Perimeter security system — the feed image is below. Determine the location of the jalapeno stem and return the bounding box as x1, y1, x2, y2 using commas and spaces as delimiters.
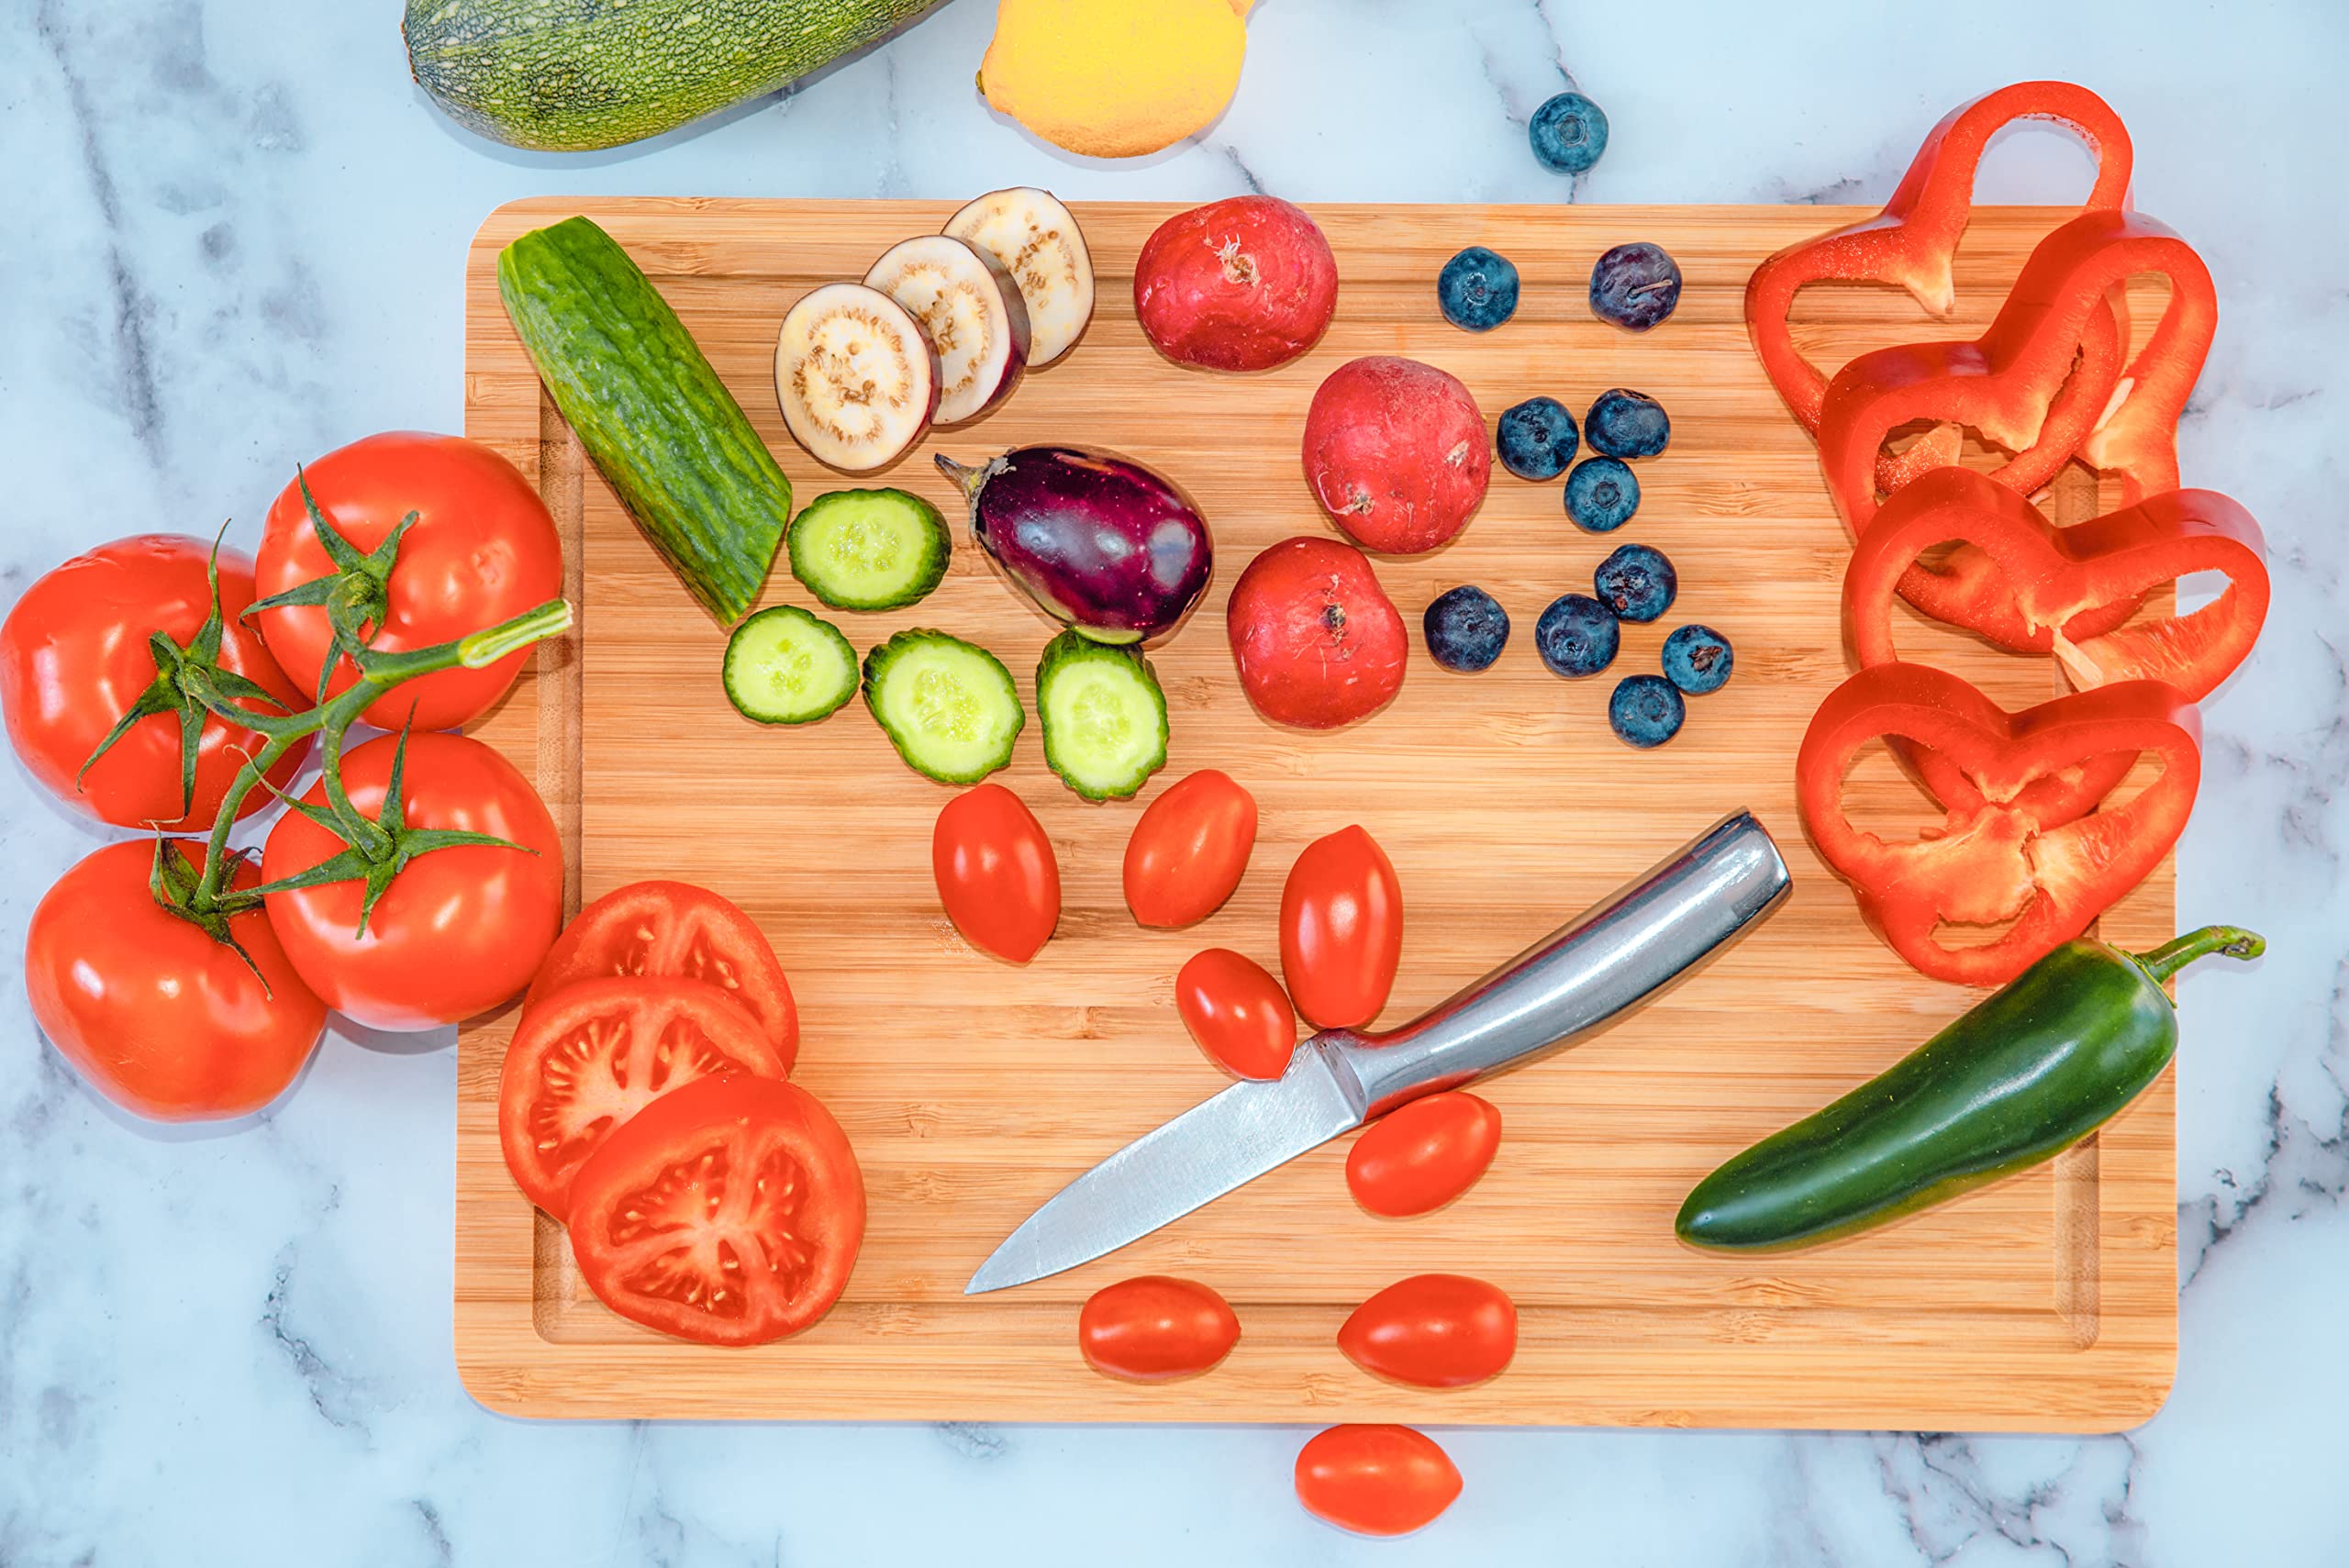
2134, 925, 2266, 984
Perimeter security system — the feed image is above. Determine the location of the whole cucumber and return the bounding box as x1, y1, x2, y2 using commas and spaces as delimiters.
405, 0, 948, 152
1676, 926, 2263, 1250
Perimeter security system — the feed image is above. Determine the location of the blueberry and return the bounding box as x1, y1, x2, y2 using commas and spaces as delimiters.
1533, 593, 1620, 678
1593, 542, 1676, 623
1438, 246, 1520, 331
1586, 388, 1670, 459
1589, 241, 1682, 331
1422, 585, 1511, 673
1661, 624, 1734, 695
1529, 91, 1609, 175
1496, 396, 1579, 480
1563, 457, 1640, 532
1609, 674, 1686, 748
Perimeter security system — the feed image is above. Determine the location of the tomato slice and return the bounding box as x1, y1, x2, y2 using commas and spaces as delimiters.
498, 977, 790, 1218
1078, 1276, 1241, 1381
525, 881, 798, 1061
1294, 1424, 1462, 1536
1337, 1273, 1518, 1388
1344, 1091, 1502, 1217
566, 1070, 865, 1348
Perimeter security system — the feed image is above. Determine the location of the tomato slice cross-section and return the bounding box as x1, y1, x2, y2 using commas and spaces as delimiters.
524, 881, 799, 1059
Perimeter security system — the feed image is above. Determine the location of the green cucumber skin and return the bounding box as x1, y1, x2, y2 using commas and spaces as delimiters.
861, 629, 1026, 786
1036, 629, 1170, 803
1675, 939, 2181, 1251
788, 489, 952, 612
406, 0, 949, 152
498, 217, 787, 625
723, 606, 858, 726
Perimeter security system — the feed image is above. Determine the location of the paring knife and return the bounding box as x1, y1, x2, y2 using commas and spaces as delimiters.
965, 810, 1793, 1295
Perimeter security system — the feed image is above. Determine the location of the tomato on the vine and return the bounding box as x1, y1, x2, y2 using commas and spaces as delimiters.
567, 1070, 866, 1347
932, 784, 1060, 963
1078, 1276, 1241, 1380
1279, 825, 1403, 1030
24, 840, 326, 1121
0, 535, 308, 828
1175, 948, 1297, 1080
1337, 1273, 1518, 1388
261, 729, 562, 1030
524, 880, 797, 1058
253, 432, 562, 732
1123, 769, 1257, 928
1293, 1424, 1461, 1536
1345, 1091, 1502, 1217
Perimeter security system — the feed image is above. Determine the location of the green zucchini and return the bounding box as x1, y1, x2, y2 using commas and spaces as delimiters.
404, 0, 948, 152
723, 605, 859, 725
788, 489, 951, 611
1035, 629, 1168, 801
862, 629, 1025, 784
498, 216, 788, 626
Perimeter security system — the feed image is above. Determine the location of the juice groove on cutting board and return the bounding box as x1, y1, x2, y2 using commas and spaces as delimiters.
456, 199, 2178, 1428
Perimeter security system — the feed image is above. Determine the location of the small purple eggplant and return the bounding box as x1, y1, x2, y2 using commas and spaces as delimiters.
936, 446, 1213, 644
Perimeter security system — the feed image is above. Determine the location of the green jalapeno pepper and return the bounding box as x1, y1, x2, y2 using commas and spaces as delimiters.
1677, 924, 2264, 1250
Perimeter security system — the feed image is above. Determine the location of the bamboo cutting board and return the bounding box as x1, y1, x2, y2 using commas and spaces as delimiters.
454, 198, 2178, 1429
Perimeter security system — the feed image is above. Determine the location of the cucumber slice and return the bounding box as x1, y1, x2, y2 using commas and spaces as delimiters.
862, 629, 1026, 784
787, 489, 952, 611
722, 605, 860, 725
1036, 629, 1169, 801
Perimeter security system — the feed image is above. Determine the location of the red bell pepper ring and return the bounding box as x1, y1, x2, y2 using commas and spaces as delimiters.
1746, 81, 2134, 439
1817, 209, 2219, 542
1846, 465, 2271, 702
1798, 662, 2200, 988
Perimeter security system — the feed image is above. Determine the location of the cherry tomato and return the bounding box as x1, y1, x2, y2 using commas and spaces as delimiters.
261, 730, 562, 1030
0, 535, 308, 828
1078, 1276, 1241, 1381
1337, 1273, 1518, 1388
1279, 825, 1403, 1030
1175, 948, 1297, 1080
1345, 1091, 1501, 1217
567, 1070, 865, 1347
1293, 1425, 1462, 1537
524, 880, 797, 1060
254, 432, 562, 732
1123, 769, 1257, 928
498, 977, 792, 1218
24, 840, 325, 1121
932, 784, 1060, 963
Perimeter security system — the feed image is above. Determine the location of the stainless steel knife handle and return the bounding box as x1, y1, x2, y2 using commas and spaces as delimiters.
1315, 810, 1791, 1118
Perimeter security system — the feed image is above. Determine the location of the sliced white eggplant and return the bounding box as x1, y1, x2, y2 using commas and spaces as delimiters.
942, 187, 1096, 368
774, 283, 940, 473
863, 235, 1030, 427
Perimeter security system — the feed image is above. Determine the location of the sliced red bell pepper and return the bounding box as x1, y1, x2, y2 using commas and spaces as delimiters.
1798, 661, 2200, 988
1845, 465, 2270, 701
1816, 210, 2218, 543
1746, 81, 2134, 453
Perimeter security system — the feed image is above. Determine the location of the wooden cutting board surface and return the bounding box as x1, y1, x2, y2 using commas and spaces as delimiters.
455, 197, 2176, 1429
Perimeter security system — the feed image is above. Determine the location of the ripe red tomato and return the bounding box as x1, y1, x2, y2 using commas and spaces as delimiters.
1280, 825, 1403, 1030
567, 1070, 865, 1347
254, 431, 562, 732
524, 880, 797, 1060
498, 977, 793, 1218
932, 784, 1060, 963
1226, 537, 1406, 729
1078, 1276, 1241, 1380
1345, 1091, 1501, 1217
261, 730, 562, 1030
1123, 769, 1257, 928
1175, 949, 1297, 1080
1337, 1273, 1518, 1388
24, 840, 326, 1121
0, 535, 308, 828
1293, 1425, 1462, 1537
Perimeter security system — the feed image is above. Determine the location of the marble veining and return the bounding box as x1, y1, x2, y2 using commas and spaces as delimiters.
3, 0, 2344, 1562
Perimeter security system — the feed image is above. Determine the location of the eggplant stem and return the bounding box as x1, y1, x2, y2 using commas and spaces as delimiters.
2135, 925, 2266, 984
934, 453, 982, 500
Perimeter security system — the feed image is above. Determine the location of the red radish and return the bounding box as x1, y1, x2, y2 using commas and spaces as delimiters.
775, 283, 939, 472
944, 187, 1096, 367
1303, 356, 1490, 554
865, 235, 1030, 425
1134, 195, 1339, 373
1226, 536, 1406, 728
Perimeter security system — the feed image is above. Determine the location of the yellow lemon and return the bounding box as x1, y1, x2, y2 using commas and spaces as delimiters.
977, 0, 1253, 159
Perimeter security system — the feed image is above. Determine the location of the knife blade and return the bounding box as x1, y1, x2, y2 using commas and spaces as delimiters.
965, 810, 1791, 1295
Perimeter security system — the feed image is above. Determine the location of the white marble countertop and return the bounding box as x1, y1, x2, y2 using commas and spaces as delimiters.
4, 0, 2343, 1560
